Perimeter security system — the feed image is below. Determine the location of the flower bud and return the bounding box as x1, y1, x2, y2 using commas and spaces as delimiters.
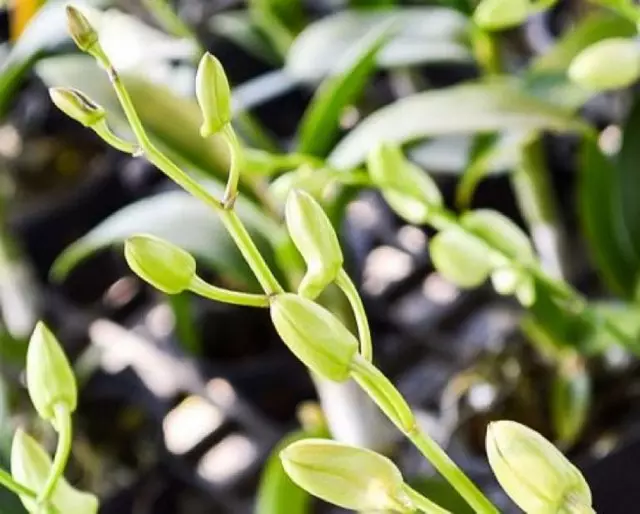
280, 439, 412, 512
367, 143, 442, 225
270, 294, 358, 382
26, 322, 77, 423
474, 0, 531, 31
486, 421, 592, 514
569, 38, 640, 92
66, 5, 99, 54
285, 189, 343, 299
196, 52, 232, 137
124, 235, 196, 294
11, 430, 99, 514
49, 88, 105, 127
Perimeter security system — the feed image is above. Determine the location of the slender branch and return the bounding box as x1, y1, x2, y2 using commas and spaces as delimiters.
93, 121, 137, 154
189, 275, 271, 307
220, 124, 243, 205
402, 484, 452, 514
37, 404, 72, 505
335, 268, 372, 361
0, 467, 37, 499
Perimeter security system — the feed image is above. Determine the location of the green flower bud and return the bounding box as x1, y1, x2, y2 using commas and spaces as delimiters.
280, 439, 412, 512
486, 421, 593, 514
49, 88, 105, 128
124, 235, 196, 294
65, 5, 99, 54
26, 322, 77, 423
285, 189, 343, 299
474, 0, 531, 31
270, 294, 358, 381
196, 52, 232, 137
569, 38, 640, 92
11, 430, 99, 514
367, 143, 442, 225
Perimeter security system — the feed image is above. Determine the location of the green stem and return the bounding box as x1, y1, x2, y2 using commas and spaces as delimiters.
93, 121, 137, 154
218, 210, 284, 295
189, 275, 271, 307
220, 124, 243, 205
37, 404, 72, 505
335, 268, 372, 361
0, 467, 37, 499
402, 484, 452, 514
350, 356, 498, 514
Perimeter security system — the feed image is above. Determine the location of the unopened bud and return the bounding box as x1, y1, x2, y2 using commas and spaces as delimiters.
486, 421, 592, 514
11, 430, 99, 514
124, 235, 196, 294
285, 189, 343, 299
474, 0, 531, 31
26, 322, 77, 423
270, 294, 358, 381
281, 439, 412, 512
367, 144, 442, 225
196, 52, 232, 137
569, 38, 640, 92
49, 87, 105, 127
66, 5, 99, 54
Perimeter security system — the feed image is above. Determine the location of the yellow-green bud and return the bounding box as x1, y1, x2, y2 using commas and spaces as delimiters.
569, 38, 640, 92
486, 421, 593, 514
49, 87, 105, 128
124, 235, 196, 295
270, 294, 358, 381
196, 52, 232, 137
367, 143, 442, 225
285, 189, 343, 299
66, 5, 99, 54
12, 430, 99, 514
474, 0, 531, 31
26, 322, 77, 423
280, 439, 412, 512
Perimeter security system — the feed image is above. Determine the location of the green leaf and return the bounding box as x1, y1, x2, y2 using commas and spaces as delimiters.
255, 431, 314, 514
329, 81, 587, 169
578, 136, 638, 297
551, 356, 590, 446
286, 7, 470, 82
51, 184, 283, 291
429, 228, 493, 287
461, 209, 535, 263
296, 22, 391, 157
529, 12, 635, 74
36, 56, 231, 179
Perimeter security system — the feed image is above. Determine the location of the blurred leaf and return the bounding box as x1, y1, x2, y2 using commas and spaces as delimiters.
408, 136, 473, 175
286, 7, 470, 82
255, 431, 315, 514
578, 136, 638, 298
36, 55, 232, 179
529, 12, 635, 74
461, 210, 535, 263
296, 22, 391, 157
52, 184, 284, 291
329, 81, 587, 169
407, 477, 474, 514
430, 228, 493, 287
0, 378, 25, 514
233, 70, 301, 112
249, 0, 296, 56
551, 355, 590, 446
580, 302, 640, 354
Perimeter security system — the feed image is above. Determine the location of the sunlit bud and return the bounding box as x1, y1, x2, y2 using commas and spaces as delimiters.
66, 5, 99, 54
367, 143, 442, 225
124, 235, 196, 294
285, 189, 343, 299
569, 38, 640, 92
26, 322, 77, 423
486, 421, 593, 514
281, 439, 413, 512
474, 0, 531, 31
49, 88, 105, 127
11, 430, 99, 514
270, 294, 358, 381
196, 52, 232, 137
